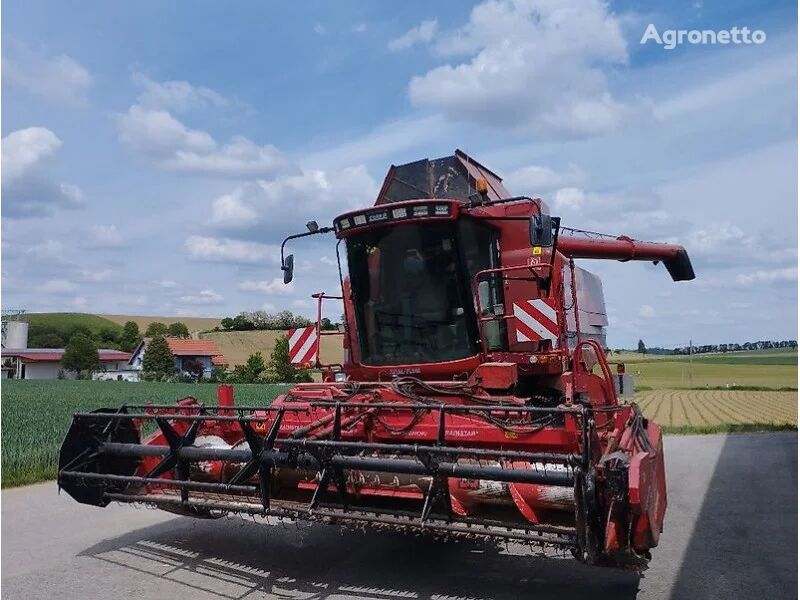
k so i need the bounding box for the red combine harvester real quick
[59,151,694,568]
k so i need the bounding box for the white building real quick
[1,348,132,380]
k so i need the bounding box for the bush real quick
[270,335,312,383]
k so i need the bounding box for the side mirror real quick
[282,254,295,284]
[530,213,554,247]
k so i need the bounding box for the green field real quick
[1,380,286,488]
[611,349,798,390]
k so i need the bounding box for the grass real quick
[660,423,797,435]
[1,380,286,488]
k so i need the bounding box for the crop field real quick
[1,380,284,488]
[637,389,797,433]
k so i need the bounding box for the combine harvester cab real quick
[59,150,692,569]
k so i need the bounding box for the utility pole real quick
[688,339,693,388]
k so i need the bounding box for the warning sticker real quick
[532,246,542,255]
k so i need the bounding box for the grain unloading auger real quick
[58,151,694,569]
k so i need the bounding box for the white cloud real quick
[166,135,295,178]
[117,105,295,179]
[37,278,78,294]
[352,23,368,33]
[239,278,293,295]
[78,269,115,283]
[209,166,377,235]
[552,187,586,211]
[117,105,215,157]
[88,224,124,248]
[638,304,656,318]
[71,296,90,310]
[1,127,85,217]
[132,72,228,112]
[2,127,62,184]
[179,289,224,305]
[505,164,584,196]
[407,0,629,137]
[388,19,438,52]
[735,268,797,286]
[3,47,91,105]
[152,279,178,288]
[292,299,311,308]
[184,235,279,264]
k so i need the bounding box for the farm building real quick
[1,348,132,380]
[128,338,227,378]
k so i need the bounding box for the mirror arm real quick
[280,227,334,268]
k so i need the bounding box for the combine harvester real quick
[59,151,694,568]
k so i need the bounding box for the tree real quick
[145,322,168,337]
[167,322,190,338]
[62,333,100,376]
[142,335,175,379]
[220,317,234,330]
[637,339,647,355]
[269,335,312,383]
[28,332,65,348]
[98,327,120,345]
[119,321,141,352]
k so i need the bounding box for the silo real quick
[2,321,29,349]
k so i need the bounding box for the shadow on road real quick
[671,432,797,599]
[80,516,640,600]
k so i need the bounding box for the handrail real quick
[471,263,553,356]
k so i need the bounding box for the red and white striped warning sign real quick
[288,325,318,367]
[513,298,559,345]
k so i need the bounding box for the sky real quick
[1,0,797,348]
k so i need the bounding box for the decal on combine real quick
[513,298,559,345]
[288,325,318,367]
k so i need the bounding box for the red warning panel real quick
[287,325,318,367]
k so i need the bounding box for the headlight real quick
[334,371,348,382]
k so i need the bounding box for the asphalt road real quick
[2,433,796,599]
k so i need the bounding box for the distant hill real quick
[201,330,343,366]
[100,314,222,333]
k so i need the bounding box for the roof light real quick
[412,206,429,217]
[353,214,367,226]
[476,177,489,193]
[434,204,450,216]
[392,207,407,219]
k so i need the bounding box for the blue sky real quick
[2,0,797,348]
